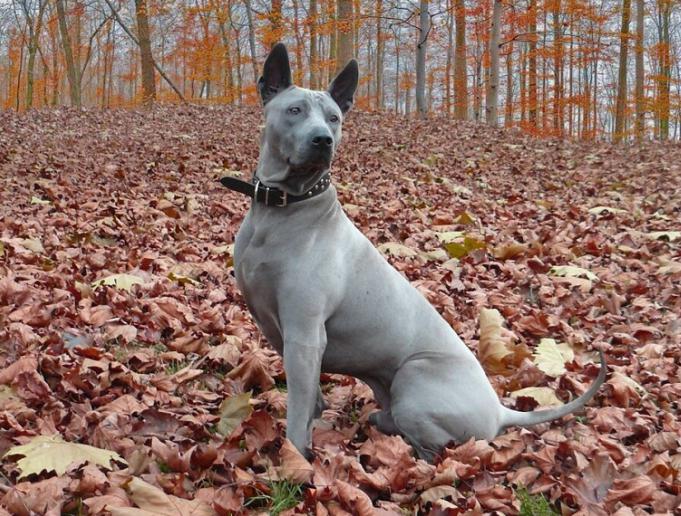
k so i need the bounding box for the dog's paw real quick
[303,446,315,462]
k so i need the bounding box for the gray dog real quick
[224,43,606,462]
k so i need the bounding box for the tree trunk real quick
[23,0,48,109]
[292,0,304,84]
[375,0,384,109]
[528,0,537,126]
[56,0,82,107]
[614,0,631,142]
[328,0,337,83]
[634,0,645,140]
[444,0,453,114]
[505,43,513,127]
[658,0,671,140]
[485,0,502,125]
[336,0,352,73]
[134,0,156,105]
[553,0,563,135]
[309,0,318,89]
[415,0,429,117]
[453,0,467,119]
[215,1,235,103]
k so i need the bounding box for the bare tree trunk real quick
[243,0,258,84]
[328,0,337,82]
[21,0,48,108]
[454,0,467,119]
[485,0,502,125]
[635,0,645,140]
[505,44,513,127]
[553,0,563,135]
[528,0,537,126]
[394,28,400,114]
[614,0,631,142]
[415,0,429,117]
[292,0,304,84]
[309,0,318,89]
[658,0,671,140]
[134,0,156,105]
[215,1,235,103]
[375,0,384,109]
[520,44,526,123]
[445,0,453,114]
[55,0,81,107]
[336,0,352,73]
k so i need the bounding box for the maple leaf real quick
[532,338,574,377]
[646,230,680,242]
[110,476,216,516]
[548,265,598,281]
[278,439,314,484]
[510,387,563,407]
[3,434,126,479]
[478,308,529,374]
[91,273,144,292]
[216,391,253,437]
[443,235,486,259]
[377,242,418,258]
[588,206,626,215]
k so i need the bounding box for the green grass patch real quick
[516,487,559,516]
[245,480,304,515]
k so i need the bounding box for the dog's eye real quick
[288,106,301,115]
[329,115,340,123]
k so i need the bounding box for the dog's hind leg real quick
[314,386,327,418]
[365,378,401,435]
[389,357,501,462]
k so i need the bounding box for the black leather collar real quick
[219,173,331,207]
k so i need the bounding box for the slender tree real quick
[453,0,467,119]
[308,0,318,89]
[635,0,645,140]
[134,0,156,105]
[336,0,352,72]
[55,0,81,107]
[485,0,502,125]
[614,0,631,142]
[415,0,429,117]
[528,0,538,126]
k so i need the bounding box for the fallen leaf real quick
[216,391,252,437]
[92,273,144,292]
[109,476,216,516]
[532,338,574,377]
[510,387,563,407]
[3,434,126,479]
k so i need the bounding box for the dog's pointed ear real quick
[258,43,292,105]
[328,60,359,114]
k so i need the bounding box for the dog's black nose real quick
[311,135,333,148]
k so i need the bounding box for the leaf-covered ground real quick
[0,106,679,515]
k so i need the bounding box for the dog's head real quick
[256,43,358,196]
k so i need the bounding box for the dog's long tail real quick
[499,349,607,430]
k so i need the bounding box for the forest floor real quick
[0,105,680,515]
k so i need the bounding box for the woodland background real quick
[1,0,681,141]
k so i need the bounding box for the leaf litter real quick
[0,106,680,514]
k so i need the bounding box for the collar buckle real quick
[277,191,288,207]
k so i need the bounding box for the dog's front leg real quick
[282,325,326,458]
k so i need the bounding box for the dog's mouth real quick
[278,157,328,191]
[279,158,329,195]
